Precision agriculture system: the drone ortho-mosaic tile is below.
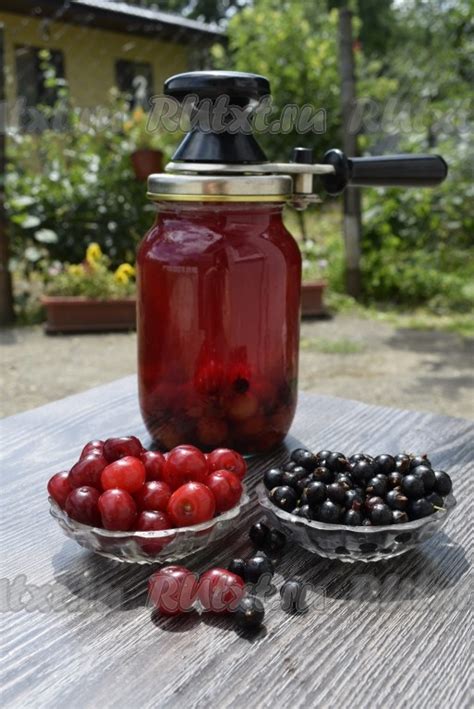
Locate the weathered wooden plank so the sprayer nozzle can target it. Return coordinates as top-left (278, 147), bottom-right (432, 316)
top-left (1, 377), bottom-right (472, 709)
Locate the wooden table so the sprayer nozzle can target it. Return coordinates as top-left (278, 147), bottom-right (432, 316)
top-left (1, 376), bottom-right (472, 708)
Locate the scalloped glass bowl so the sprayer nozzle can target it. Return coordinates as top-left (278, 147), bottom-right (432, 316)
top-left (257, 483), bottom-right (456, 562)
top-left (50, 490), bottom-right (250, 564)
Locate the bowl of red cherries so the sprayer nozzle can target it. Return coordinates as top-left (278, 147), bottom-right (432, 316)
top-left (257, 448), bottom-right (456, 562)
top-left (47, 436), bottom-right (249, 564)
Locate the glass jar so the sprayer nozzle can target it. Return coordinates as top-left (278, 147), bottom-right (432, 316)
top-left (137, 196), bottom-right (301, 454)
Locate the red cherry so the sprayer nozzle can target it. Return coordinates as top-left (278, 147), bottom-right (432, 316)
top-left (136, 510), bottom-right (172, 531)
top-left (140, 450), bottom-right (165, 481)
top-left (148, 565), bottom-right (199, 615)
top-left (98, 489), bottom-right (137, 530)
top-left (198, 568), bottom-right (245, 613)
top-left (206, 470), bottom-right (243, 513)
top-left (68, 453), bottom-right (107, 489)
top-left (134, 480), bottom-right (172, 512)
top-left (136, 511), bottom-right (174, 555)
top-left (47, 471), bottom-right (72, 508)
top-left (65, 486), bottom-right (101, 526)
top-left (103, 436), bottom-right (142, 462)
top-left (207, 448), bottom-right (247, 480)
top-left (101, 456), bottom-right (146, 494)
top-left (80, 440), bottom-right (104, 459)
top-left (163, 445), bottom-right (209, 489)
top-left (194, 359), bottom-right (224, 396)
top-left (167, 482), bottom-right (216, 527)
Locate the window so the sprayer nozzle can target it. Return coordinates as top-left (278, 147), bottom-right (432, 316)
top-left (15, 45), bottom-right (65, 107)
top-left (115, 59), bottom-right (153, 110)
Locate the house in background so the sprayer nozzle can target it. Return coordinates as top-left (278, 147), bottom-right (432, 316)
top-left (0, 0), bottom-right (224, 115)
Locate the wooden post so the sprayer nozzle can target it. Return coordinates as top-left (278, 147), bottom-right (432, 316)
top-left (338, 6), bottom-right (362, 298)
top-left (0, 23), bottom-right (15, 325)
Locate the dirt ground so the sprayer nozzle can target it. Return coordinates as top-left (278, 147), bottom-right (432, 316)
top-left (1, 316), bottom-right (473, 419)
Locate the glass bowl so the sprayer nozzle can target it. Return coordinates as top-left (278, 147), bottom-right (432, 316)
top-left (49, 489), bottom-right (250, 564)
top-left (256, 483), bottom-right (457, 563)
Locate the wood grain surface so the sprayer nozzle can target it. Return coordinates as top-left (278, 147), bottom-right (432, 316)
top-left (1, 376), bottom-right (472, 709)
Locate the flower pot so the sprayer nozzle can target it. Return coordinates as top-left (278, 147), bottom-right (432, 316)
top-left (131, 149), bottom-right (163, 181)
top-left (41, 296), bottom-right (136, 334)
top-left (301, 281), bottom-right (327, 317)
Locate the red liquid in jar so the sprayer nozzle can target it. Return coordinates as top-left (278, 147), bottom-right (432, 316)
top-left (137, 201), bottom-right (301, 454)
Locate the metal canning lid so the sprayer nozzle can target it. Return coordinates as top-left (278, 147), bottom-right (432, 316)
top-left (147, 174), bottom-right (292, 202)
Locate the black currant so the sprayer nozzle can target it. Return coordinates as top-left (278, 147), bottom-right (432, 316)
top-left (366, 476), bottom-right (388, 498)
top-left (313, 466), bottom-right (333, 484)
top-left (335, 473), bottom-right (353, 490)
top-left (374, 454), bottom-right (396, 475)
top-left (325, 451), bottom-right (349, 473)
top-left (315, 500), bottom-right (342, 524)
top-left (362, 518), bottom-right (373, 526)
top-left (370, 503), bottom-right (393, 525)
top-left (410, 454), bottom-right (431, 470)
top-left (349, 452), bottom-right (372, 464)
top-left (290, 449), bottom-right (318, 472)
top-left (304, 481), bottom-right (327, 508)
top-left (269, 485), bottom-right (298, 512)
top-left (426, 491), bottom-right (444, 508)
top-left (388, 471), bottom-right (403, 488)
top-left (326, 482), bottom-right (346, 504)
top-left (344, 489), bottom-right (364, 510)
top-left (284, 461), bottom-right (297, 472)
top-left (365, 495), bottom-right (384, 510)
top-left (392, 510), bottom-right (409, 524)
top-left (401, 474), bottom-right (425, 499)
top-left (295, 504), bottom-right (312, 520)
top-left (235, 596), bottom-right (265, 630)
top-left (263, 467), bottom-right (284, 490)
top-left (344, 509), bottom-right (363, 525)
top-left (316, 449), bottom-right (332, 463)
top-left (245, 553), bottom-right (274, 583)
top-left (281, 468), bottom-right (308, 490)
top-left (295, 475), bottom-right (314, 496)
top-left (280, 580), bottom-right (307, 612)
top-left (434, 470), bottom-right (452, 496)
top-left (227, 558), bottom-right (247, 579)
top-left (350, 459), bottom-right (375, 483)
top-left (249, 521), bottom-right (270, 548)
top-left (395, 454), bottom-right (411, 474)
top-left (408, 498), bottom-right (434, 520)
top-left (386, 489), bottom-right (409, 511)
top-left (412, 465), bottom-right (436, 493)
top-left (267, 529), bottom-right (286, 554)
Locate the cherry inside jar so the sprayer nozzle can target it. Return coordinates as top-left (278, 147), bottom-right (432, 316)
top-left (137, 200), bottom-right (301, 454)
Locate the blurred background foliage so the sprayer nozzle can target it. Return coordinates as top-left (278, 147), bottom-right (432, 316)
top-left (5, 0), bottom-right (474, 322)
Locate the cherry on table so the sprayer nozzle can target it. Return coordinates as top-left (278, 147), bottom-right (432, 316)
top-left (198, 568), bottom-right (245, 613)
top-left (47, 471), bottom-right (72, 509)
top-left (101, 456), bottom-right (146, 494)
top-left (148, 566), bottom-right (199, 616)
top-left (65, 486), bottom-right (101, 526)
top-left (98, 489), bottom-right (137, 530)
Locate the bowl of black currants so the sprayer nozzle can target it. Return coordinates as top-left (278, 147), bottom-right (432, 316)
top-left (257, 449), bottom-right (456, 562)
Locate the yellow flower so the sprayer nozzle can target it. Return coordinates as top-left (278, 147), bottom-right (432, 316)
top-left (67, 264), bottom-right (83, 276)
top-left (116, 263), bottom-right (135, 278)
top-left (123, 120), bottom-right (133, 132)
top-left (86, 242), bottom-right (102, 265)
top-left (114, 270), bottom-right (129, 285)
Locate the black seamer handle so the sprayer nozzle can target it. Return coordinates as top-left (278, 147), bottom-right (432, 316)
top-left (322, 149), bottom-right (448, 195)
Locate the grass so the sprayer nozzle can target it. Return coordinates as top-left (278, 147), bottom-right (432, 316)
top-left (300, 337), bottom-right (365, 354)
